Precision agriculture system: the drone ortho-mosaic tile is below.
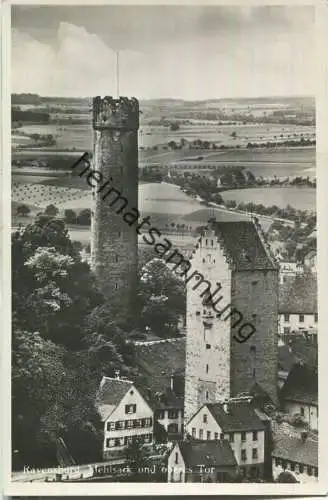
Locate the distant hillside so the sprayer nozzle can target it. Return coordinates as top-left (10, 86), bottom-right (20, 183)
top-left (12, 93), bottom-right (42, 105)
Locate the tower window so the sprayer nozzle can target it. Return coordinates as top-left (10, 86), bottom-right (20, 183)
top-left (115, 283), bottom-right (118, 289)
top-left (206, 364), bottom-right (209, 373)
top-left (205, 390), bottom-right (209, 400)
top-left (203, 258), bottom-right (205, 263)
top-left (205, 239), bottom-right (208, 245)
top-left (250, 345), bottom-right (256, 354)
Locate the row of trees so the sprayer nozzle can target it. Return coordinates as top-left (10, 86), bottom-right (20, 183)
top-left (15, 204), bottom-right (92, 226)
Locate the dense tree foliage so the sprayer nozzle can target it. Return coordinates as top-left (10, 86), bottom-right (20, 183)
top-left (138, 258), bottom-right (185, 337)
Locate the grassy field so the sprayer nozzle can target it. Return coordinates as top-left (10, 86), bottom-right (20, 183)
top-left (13, 120), bottom-right (315, 153)
top-left (221, 186), bottom-right (316, 211)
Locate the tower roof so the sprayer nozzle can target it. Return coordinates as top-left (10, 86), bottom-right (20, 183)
top-left (208, 220), bottom-right (278, 271)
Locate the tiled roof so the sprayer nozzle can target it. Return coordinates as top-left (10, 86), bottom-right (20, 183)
top-left (211, 220), bottom-right (278, 271)
top-left (280, 363), bottom-right (317, 406)
top-left (96, 377), bottom-right (133, 421)
top-left (278, 339), bottom-right (317, 373)
top-left (134, 338), bottom-right (185, 393)
top-left (206, 401), bottom-right (266, 432)
top-left (178, 440), bottom-right (237, 468)
top-left (272, 434), bottom-right (318, 467)
top-left (279, 272), bottom-right (317, 314)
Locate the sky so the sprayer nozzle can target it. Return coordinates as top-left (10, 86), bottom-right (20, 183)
top-left (11, 5), bottom-right (315, 100)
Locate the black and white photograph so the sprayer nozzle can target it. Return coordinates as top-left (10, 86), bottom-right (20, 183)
top-left (2, 0), bottom-right (327, 495)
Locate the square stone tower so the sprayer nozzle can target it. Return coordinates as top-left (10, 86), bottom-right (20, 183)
top-left (91, 96), bottom-right (139, 313)
top-left (184, 219), bottom-right (279, 424)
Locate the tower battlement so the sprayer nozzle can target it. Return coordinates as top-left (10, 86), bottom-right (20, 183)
top-left (93, 96), bottom-right (139, 130)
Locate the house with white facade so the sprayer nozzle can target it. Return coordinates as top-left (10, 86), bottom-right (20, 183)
top-left (185, 399), bottom-right (266, 479)
top-left (167, 440), bottom-right (237, 483)
top-left (280, 363), bottom-right (318, 431)
top-left (96, 376), bottom-right (154, 460)
top-left (272, 430), bottom-right (318, 483)
top-left (279, 272), bottom-right (317, 338)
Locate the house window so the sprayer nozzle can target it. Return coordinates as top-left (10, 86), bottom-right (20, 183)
top-left (299, 314), bottom-right (304, 323)
top-left (290, 462), bottom-right (295, 471)
top-left (203, 414), bottom-right (207, 423)
top-left (206, 344), bottom-right (211, 349)
top-left (168, 423), bottom-right (179, 434)
top-left (300, 407), bottom-right (305, 416)
top-left (114, 438), bottom-right (121, 447)
top-left (175, 452), bottom-right (179, 464)
top-left (252, 448), bottom-right (258, 459)
top-left (253, 431), bottom-right (258, 441)
top-left (125, 404), bottom-right (136, 414)
top-left (314, 313), bottom-right (318, 323)
top-left (307, 466), bottom-right (313, 476)
top-left (179, 471), bottom-right (183, 482)
top-left (284, 314), bottom-right (290, 322)
top-left (207, 431), bottom-right (211, 440)
top-left (241, 431), bottom-right (246, 442)
top-left (141, 419), bottom-right (146, 428)
top-left (250, 345), bottom-right (256, 354)
top-left (220, 433), bottom-right (224, 440)
top-left (314, 468), bottom-right (318, 477)
top-left (144, 434), bottom-right (152, 443)
top-left (127, 420), bottom-right (133, 429)
top-left (253, 368), bottom-right (256, 378)
top-left (299, 464), bottom-right (304, 473)
top-left (206, 364), bottom-right (209, 373)
top-left (115, 282), bottom-right (118, 289)
top-left (206, 239), bottom-right (208, 245)
top-left (206, 390), bottom-right (209, 400)
top-left (196, 311), bottom-right (201, 316)
top-left (106, 438), bottom-right (114, 448)
top-left (168, 410), bottom-right (178, 419)
top-left (283, 327), bottom-right (291, 335)
top-left (214, 432), bottom-right (219, 440)
top-left (241, 449), bottom-right (247, 461)
top-left (192, 428), bottom-right (196, 438)
top-left (107, 422), bottom-right (115, 431)
top-left (199, 429), bottom-right (204, 439)
top-left (156, 410), bottom-right (165, 420)
top-left (211, 240), bottom-right (214, 246)
top-left (114, 255), bottom-right (118, 262)
top-left (229, 433), bottom-right (234, 443)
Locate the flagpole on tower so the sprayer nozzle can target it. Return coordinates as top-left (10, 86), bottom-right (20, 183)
top-left (116, 51), bottom-right (120, 98)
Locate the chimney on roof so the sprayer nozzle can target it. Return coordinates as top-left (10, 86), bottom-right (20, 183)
top-left (114, 370), bottom-right (120, 380)
top-left (301, 431), bottom-right (308, 443)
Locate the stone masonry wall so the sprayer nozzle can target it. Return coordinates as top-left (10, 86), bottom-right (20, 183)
top-left (184, 229), bottom-right (232, 424)
top-left (230, 269), bottom-right (279, 405)
top-left (91, 97), bottom-right (139, 314)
